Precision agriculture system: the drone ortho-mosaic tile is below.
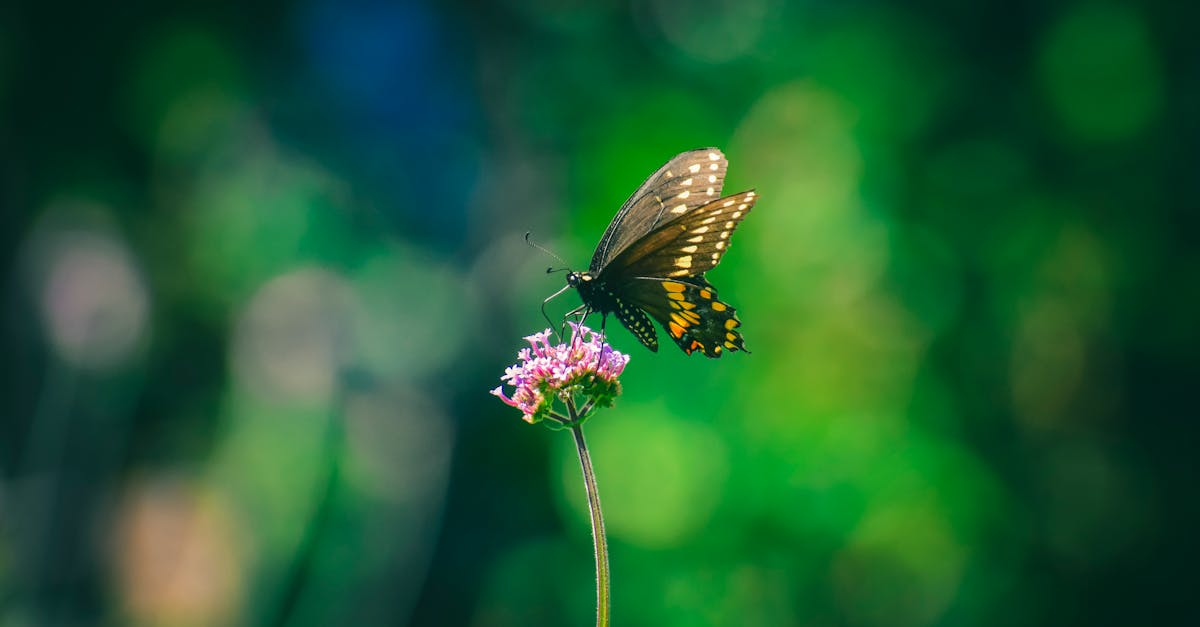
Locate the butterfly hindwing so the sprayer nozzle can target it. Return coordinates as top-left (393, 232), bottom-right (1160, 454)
top-left (590, 148), bottom-right (728, 272)
top-left (611, 296), bottom-right (659, 352)
top-left (618, 277), bottom-right (748, 358)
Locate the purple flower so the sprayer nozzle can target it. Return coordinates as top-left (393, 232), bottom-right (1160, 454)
top-left (491, 322), bottom-right (630, 424)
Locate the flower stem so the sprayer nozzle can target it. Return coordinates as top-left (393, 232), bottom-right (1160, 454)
top-left (568, 405), bottom-right (610, 627)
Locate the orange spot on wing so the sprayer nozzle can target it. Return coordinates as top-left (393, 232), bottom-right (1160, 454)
top-left (669, 321), bottom-right (685, 338)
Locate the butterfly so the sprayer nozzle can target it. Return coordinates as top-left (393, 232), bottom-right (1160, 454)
top-left (561, 148), bottom-right (754, 357)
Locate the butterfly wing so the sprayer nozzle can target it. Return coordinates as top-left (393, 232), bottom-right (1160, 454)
top-left (620, 277), bottom-right (748, 357)
top-left (589, 148), bottom-right (728, 273)
top-left (611, 295), bottom-right (659, 352)
top-left (607, 190), bottom-right (756, 279)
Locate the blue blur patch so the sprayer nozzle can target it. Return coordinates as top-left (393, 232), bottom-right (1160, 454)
top-left (299, 0), bottom-right (478, 241)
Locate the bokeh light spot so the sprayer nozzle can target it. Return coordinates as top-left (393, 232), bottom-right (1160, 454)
top-left (1038, 442), bottom-right (1154, 568)
top-left (644, 0), bottom-right (774, 64)
top-left (28, 204), bottom-right (150, 370)
top-left (806, 11), bottom-right (950, 140)
top-left (112, 474), bottom-right (244, 626)
top-left (123, 25), bottom-right (245, 153)
top-left (350, 246), bottom-right (472, 378)
top-left (832, 503), bottom-right (966, 627)
top-left (558, 405), bottom-right (729, 549)
top-left (1038, 3), bottom-right (1163, 141)
top-left (731, 82), bottom-right (884, 310)
top-left (187, 147), bottom-right (350, 306)
top-left (1006, 224), bottom-right (1114, 432)
top-left (343, 386), bottom-right (454, 507)
top-left (231, 267), bottom-right (352, 406)
top-left (472, 538), bottom-right (590, 627)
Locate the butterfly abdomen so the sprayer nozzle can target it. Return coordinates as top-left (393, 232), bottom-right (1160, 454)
top-left (572, 272), bottom-right (660, 352)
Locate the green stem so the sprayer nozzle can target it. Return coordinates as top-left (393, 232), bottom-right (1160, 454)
top-left (568, 401), bottom-right (610, 627)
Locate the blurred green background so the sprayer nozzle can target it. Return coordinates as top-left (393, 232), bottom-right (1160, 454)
top-left (2, 0), bottom-right (1196, 625)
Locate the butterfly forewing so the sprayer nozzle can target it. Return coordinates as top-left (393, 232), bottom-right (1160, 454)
top-left (608, 190), bottom-right (756, 280)
top-left (590, 148), bottom-right (728, 272)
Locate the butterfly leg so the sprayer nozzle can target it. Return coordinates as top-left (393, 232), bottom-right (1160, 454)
top-left (558, 303), bottom-right (589, 338)
top-left (541, 283), bottom-right (576, 339)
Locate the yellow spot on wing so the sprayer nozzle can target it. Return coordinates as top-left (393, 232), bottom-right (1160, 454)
top-left (681, 245), bottom-right (698, 253)
top-left (700, 289), bottom-right (712, 299)
top-left (675, 256), bottom-right (692, 269)
top-left (670, 312), bottom-right (689, 327)
top-left (711, 301), bottom-right (727, 312)
top-left (663, 282), bottom-right (686, 292)
top-left (666, 292), bottom-right (684, 300)
top-left (724, 318), bottom-right (738, 330)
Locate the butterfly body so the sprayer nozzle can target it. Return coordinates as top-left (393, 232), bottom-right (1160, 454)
top-left (567, 148), bottom-right (754, 357)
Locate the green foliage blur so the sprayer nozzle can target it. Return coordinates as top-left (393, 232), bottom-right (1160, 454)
top-left (2, 0), bottom-right (1195, 625)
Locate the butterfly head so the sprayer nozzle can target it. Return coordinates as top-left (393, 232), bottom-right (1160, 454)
top-left (565, 271), bottom-right (593, 288)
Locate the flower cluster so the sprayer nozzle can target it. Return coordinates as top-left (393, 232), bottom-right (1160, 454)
top-left (491, 323), bottom-right (630, 424)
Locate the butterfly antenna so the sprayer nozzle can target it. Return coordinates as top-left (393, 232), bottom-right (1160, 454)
top-left (525, 232), bottom-right (570, 268)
